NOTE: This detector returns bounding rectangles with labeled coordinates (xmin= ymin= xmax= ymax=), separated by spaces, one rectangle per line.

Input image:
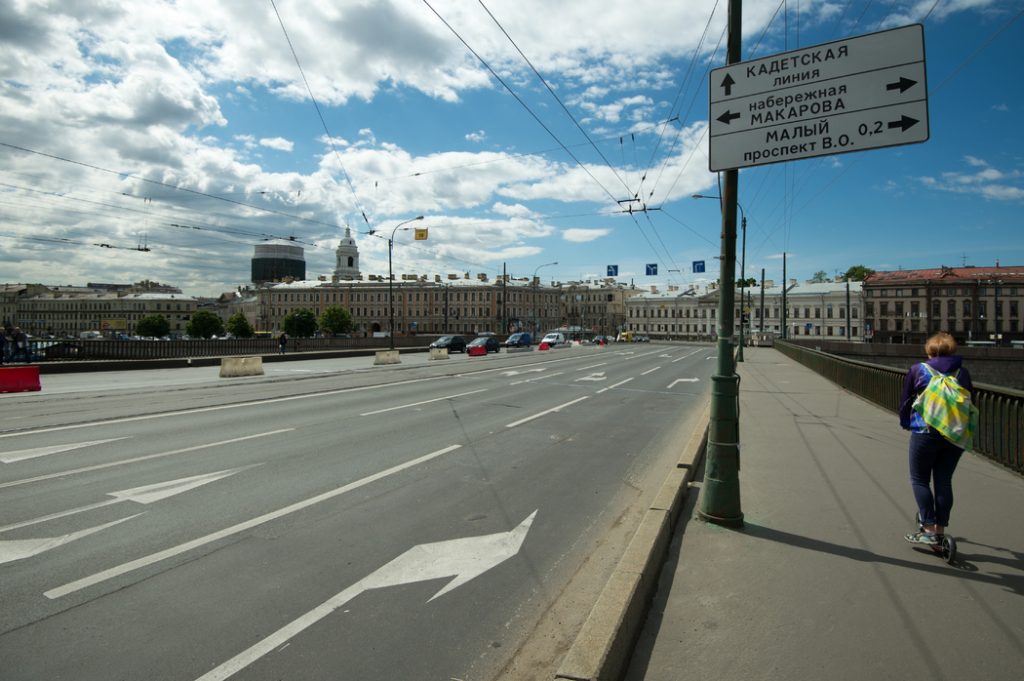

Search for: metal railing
xmin=776 ymin=340 xmax=1023 ymax=475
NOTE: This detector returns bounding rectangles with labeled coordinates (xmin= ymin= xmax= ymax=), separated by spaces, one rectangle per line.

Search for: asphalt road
xmin=0 ymin=343 xmax=714 ymax=680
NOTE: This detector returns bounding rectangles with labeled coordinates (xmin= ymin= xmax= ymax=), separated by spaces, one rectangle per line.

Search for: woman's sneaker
xmin=904 ymin=531 xmax=939 ymax=546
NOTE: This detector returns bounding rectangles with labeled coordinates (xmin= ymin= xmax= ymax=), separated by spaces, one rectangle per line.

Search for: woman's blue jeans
xmin=909 ymin=430 xmax=963 ymax=528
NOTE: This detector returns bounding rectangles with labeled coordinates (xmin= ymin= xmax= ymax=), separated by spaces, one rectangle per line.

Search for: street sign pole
xmin=699 ymin=0 xmax=744 ymax=529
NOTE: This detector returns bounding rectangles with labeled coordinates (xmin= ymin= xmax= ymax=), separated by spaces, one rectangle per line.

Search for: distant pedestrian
xmin=10 ymin=327 xmax=30 ymax=363
xmin=898 ymin=332 xmax=977 ymax=546
xmin=278 ymin=332 xmax=287 ymax=355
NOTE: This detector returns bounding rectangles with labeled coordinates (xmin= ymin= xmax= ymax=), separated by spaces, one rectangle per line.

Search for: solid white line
xmin=0 ymin=498 xmax=121 ymax=534
xmin=510 ymin=371 xmax=564 ymax=386
xmin=359 ymin=389 xmax=487 ymax=416
xmin=45 ymin=444 xmax=462 ymax=600
xmin=641 ymin=366 xmax=661 ymax=376
xmin=0 ymin=437 xmax=131 ymax=463
xmin=504 ymin=396 xmax=590 ymax=428
xmin=575 ymin=362 xmax=608 ymax=371
xmin=0 ymin=376 xmax=451 ymax=439
xmin=597 ymin=377 xmax=634 ymax=394
xmin=672 ymin=349 xmax=704 ymax=363
xmin=0 ymin=430 xmax=293 ymax=490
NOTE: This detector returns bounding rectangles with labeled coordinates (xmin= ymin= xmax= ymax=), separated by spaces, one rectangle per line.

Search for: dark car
xmin=503 ymin=332 xmax=532 ymax=348
xmin=430 ymin=335 xmax=467 ymax=352
xmin=467 ymin=336 xmax=500 ymax=354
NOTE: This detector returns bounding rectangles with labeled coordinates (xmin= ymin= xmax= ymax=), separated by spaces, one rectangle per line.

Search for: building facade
xmin=862 ymin=265 xmax=1024 ymax=345
xmin=625 ymin=281 xmax=863 ymax=342
xmin=10 ymin=287 xmax=197 ymax=338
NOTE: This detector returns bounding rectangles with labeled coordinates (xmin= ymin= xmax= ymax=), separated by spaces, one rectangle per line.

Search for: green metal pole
xmin=737 ymin=214 xmax=746 ymax=362
xmin=699 ymin=0 xmax=744 ymax=528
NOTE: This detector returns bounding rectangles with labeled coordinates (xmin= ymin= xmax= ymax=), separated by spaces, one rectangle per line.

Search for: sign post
xmin=709 ymin=24 xmax=928 ymax=171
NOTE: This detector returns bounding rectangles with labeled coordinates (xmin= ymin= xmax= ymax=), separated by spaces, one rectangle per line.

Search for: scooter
xmin=913 ymin=512 xmax=957 ymax=564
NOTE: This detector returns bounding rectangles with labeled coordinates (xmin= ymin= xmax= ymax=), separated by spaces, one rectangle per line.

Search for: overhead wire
xmin=268 ymin=0 xmax=374 ymax=233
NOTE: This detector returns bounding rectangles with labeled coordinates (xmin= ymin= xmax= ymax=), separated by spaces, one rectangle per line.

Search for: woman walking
xmin=898 ymin=332 xmax=976 ymax=546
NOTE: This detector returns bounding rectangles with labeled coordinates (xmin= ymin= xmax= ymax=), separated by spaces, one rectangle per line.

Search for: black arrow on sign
xmin=887 ymin=115 xmax=919 ymax=132
xmin=717 ymin=110 xmax=741 ymax=125
xmin=721 ymin=73 xmax=735 ymax=96
xmin=885 ymin=77 xmax=917 ymax=93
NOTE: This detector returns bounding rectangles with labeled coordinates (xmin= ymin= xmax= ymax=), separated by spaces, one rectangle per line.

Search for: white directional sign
xmin=709 ymin=24 xmax=928 ymax=171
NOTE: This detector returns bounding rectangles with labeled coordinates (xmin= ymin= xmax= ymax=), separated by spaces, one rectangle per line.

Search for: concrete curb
xmin=554 ymin=399 xmax=711 ymax=681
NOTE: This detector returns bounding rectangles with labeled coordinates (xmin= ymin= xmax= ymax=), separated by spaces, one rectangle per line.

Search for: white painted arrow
xmin=501 ymin=368 xmax=546 ymax=377
xmin=0 ymin=437 xmax=130 ymax=463
xmin=0 ymin=515 xmax=141 ymax=565
xmin=576 ymin=372 xmax=607 ymax=382
xmin=0 ymin=466 xmax=256 ymax=534
xmin=668 ymin=378 xmax=700 ymax=389
xmin=194 ymin=511 xmax=537 ymax=681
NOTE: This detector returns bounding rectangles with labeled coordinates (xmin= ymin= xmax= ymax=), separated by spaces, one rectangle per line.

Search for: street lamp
xmin=693 ymin=193 xmax=747 ymax=362
xmin=533 ymin=261 xmax=558 ymax=338
xmin=387 ymin=216 xmax=424 ymax=350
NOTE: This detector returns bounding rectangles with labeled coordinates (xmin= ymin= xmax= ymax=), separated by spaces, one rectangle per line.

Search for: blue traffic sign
xmin=692 ymin=260 xmax=705 ymax=273
xmin=607 ymin=265 xmax=619 ymax=277
xmin=646 ymin=263 xmax=658 ymax=276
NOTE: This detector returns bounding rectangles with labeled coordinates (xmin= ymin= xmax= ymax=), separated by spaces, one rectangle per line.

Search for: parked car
xmin=430 ymin=335 xmax=467 ymax=352
xmin=503 ymin=332 xmax=532 ymax=348
xmin=467 ymin=336 xmax=500 ymax=355
xmin=540 ymin=332 xmax=566 ymax=346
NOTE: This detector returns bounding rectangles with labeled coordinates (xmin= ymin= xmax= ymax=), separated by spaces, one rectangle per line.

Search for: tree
xmin=844 ymin=265 xmax=875 ymax=281
xmin=135 ymin=314 xmax=170 ymax=338
xmin=187 ymin=310 xmax=225 ymax=339
xmin=283 ymin=308 xmax=318 ymax=337
xmin=810 ymin=270 xmax=829 ymax=283
xmin=319 ymin=305 xmax=353 ymax=336
xmin=737 ymin=277 xmax=758 ymax=288
xmin=226 ymin=312 xmax=255 ymax=338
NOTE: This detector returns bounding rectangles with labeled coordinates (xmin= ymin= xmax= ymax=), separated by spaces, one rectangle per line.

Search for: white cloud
xmin=563 ymin=228 xmax=610 ymax=242
xmin=259 ymin=137 xmax=294 ymax=152
xmin=465 ymin=130 xmax=486 ymax=143
xmin=918 ymin=158 xmax=1023 ymax=202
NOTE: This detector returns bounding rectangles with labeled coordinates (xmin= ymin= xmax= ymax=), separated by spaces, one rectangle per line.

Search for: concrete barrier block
xmin=219 ymin=356 xmax=264 ymax=378
xmin=374 ymin=349 xmax=401 ymax=365
xmin=0 ymin=365 xmax=41 ymax=392
xmin=429 ymin=348 xmax=450 ymax=360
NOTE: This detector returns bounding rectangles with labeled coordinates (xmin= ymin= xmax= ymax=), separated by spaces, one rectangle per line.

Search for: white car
xmin=540 ymin=332 xmax=566 ymax=346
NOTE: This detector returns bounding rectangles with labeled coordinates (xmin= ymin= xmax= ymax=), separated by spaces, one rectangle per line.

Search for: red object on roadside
xmin=0 ymin=366 xmax=41 ymax=392
xmin=538 ymin=342 xmax=550 ymax=351
xmin=467 ymin=345 xmax=487 ymax=356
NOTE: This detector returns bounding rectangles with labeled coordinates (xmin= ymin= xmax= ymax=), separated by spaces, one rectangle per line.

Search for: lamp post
xmin=693 ymin=193 xmax=747 ymax=361
xmin=387 ymin=216 xmax=424 ymax=350
xmin=533 ymin=261 xmax=558 ymax=338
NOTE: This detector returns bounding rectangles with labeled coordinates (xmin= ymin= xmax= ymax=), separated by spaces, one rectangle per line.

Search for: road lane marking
xmin=359 ymin=389 xmax=487 ymax=416
xmin=0 ymin=437 xmax=131 ymax=463
xmin=641 ymin=366 xmax=661 ymax=376
xmin=575 ymin=362 xmax=608 ymax=371
xmin=505 ymin=396 xmax=590 ymax=428
xmin=597 ymin=378 xmax=634 ymax=394
xmin=0 ymin=430 xmax=291 ymax=490
xmin=194 ymin=511 xmax=536 ymax=681
xmin=0 ymin=515 xmax=143 ymax=565
xmin=45 ymin=444 xmax=463 ymax=600
xmin=0 ymin=376 xmax=453 ymax=440
xmin=672 ymin=349 xmax=705 ymax=363
xmin=510 ymin=371 xmax=563 ymax=385
xmin=575 ymin=373 xmax=607 ymax=382
xmin=668 ymin=378 xmax=700 ymax=388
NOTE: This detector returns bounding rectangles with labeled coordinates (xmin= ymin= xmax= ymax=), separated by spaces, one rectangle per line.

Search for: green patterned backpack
xmin=912 ymin=363 xmax=979 ymax=451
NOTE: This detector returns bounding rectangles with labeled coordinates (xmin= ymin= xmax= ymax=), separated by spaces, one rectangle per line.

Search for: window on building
xmin=1011 ymin=300 xmax=1019 ymax=318
xmin=978 ymin=301 xmax=987 ymax=321
xmin=963 ymin=300 xmax=971 ymax=318
xmin=827 ymin=305 xmax=833 ymax=318
xmin=895 ymin=301 xmax=904 ymax=316
xmin=880 ymin=301 xmax=889 ymax=315
xmin=947 ymin=299 xmax=956 ymax=318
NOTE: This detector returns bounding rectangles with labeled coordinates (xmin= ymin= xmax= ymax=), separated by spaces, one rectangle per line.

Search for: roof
xmin=865 ymin=266 xmax=1024 ymax=284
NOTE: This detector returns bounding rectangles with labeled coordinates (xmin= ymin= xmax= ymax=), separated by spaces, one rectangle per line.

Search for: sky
xmin=0 ymin=0 xmax=1021 ymax=297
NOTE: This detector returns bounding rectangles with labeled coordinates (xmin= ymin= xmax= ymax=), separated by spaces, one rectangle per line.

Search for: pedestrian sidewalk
xmin=625 ymin=346 xmax=1024 ymax=681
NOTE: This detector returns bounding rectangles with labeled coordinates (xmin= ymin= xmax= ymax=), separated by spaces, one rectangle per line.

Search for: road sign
xmin=709 ymin=24 xmax=928 ymax=171
xmin=693 ymin=260 xmax=705 ymax=273
xmin=607 ymin=265 xmax=618 ymax=276
xmin=414 ymin=228 xmax=428 ymax=240
xmin=646 ymin=264 xmax=658 ymax=276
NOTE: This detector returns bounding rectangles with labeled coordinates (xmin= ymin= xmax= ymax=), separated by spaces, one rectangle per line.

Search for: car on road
xmin=540 ymin=332 xmax=566 ymax=346
xmin=503 ymin=332 xmax=532 ymax=348
xmin=467 ymin=336 xmax=500 ymax=354
xmin=429 ymin=335 xmax=467 ymax=352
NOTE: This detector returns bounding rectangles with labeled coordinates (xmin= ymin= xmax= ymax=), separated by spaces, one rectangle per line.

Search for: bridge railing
xmin=775 ymin=340 xmax=1023 ymax=475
